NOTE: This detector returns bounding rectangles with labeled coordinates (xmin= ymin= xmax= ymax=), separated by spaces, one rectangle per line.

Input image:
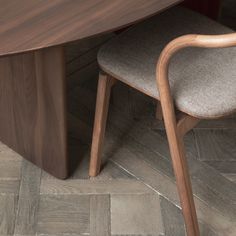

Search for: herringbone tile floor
xmin=0 ymin=2 xmax=236 ymax=235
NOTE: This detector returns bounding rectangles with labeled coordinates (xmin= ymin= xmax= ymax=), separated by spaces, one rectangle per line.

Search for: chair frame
xmin=89 ymin=33 xmax=236 ymax=236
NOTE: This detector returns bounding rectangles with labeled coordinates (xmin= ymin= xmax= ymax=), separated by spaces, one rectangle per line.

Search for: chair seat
xmin=98 ymin=7 xmax=236 ymax=119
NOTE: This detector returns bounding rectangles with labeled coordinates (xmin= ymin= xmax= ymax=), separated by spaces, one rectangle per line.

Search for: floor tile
xmin=90 ymin=194 xmax=110 ymax=236
xmin=195 ymin=130 xmax=236 ymax=161
xmin=160 ymin=196 xmax=185 ymax=236
xmin=0 ymin=194 xmax=18 ymax=235
xmin=36 ymin=195 xmax=90 ymax=235
xmin=111 ymin=194 xmax=164 ymax=235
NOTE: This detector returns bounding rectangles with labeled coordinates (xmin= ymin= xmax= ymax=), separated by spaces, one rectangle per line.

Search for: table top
xmin=0 ymin=0 xmax=181 ymax=57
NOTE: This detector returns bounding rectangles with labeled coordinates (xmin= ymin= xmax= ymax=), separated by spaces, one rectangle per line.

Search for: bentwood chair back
xmin=89 ymin=7 xmax=236 ymax=236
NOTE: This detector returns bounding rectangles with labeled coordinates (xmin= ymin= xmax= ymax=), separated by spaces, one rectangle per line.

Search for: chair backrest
xmin=155 ymin=32 xmax=236 ymax=142
xmin=156 ymin=33 xmax=236 ymax=130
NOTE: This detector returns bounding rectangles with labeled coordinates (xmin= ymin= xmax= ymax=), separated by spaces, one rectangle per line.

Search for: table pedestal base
xmin=0 ymin=46 xmax=68 ymax=179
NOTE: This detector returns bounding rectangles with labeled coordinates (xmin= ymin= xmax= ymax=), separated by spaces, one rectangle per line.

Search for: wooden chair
xmin=89 ymin=7 xmax=236 ymax=236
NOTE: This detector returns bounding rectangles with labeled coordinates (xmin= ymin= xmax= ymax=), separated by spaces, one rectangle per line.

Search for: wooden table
xmin=0 ymin=0 xmax=183 ymax=179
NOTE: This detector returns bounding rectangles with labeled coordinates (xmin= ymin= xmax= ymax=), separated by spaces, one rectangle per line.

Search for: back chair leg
xmin=166 ymin=127 xmax=200 ymax=236
xmin=89 ymin=72 xmax=116 ymax=177
xmin=155 ymin=101 xmax=163 ymax=120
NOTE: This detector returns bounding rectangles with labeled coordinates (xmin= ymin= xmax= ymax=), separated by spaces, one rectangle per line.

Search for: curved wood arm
xmin=155 ymin=33 xmax=236 ymax=236
xmin=156 ymin=33 xmax=236 ymax=131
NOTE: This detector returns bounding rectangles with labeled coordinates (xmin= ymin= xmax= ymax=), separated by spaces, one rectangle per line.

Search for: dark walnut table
xmin=0 ymin=0 xmax=220 ymax=179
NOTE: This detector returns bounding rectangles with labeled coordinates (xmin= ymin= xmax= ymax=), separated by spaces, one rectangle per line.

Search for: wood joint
xmin=100 ymin=71 xmax=117 ymax=88
xmin=176 ymin=112 xmax=200 ymax=137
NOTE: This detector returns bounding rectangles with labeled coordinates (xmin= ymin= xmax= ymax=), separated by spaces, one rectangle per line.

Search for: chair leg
xmin=155 ymin=101 xmax=163 ymax=120
xmin=166 ymin=131 xmax=200 ymax=236
xmin=89 ymin=72 xmax=116 ymax=177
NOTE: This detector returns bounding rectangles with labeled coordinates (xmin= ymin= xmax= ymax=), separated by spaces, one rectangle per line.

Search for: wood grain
xmin=160 ymin=196 xmax=185 ymax=236
xmin=195 ymin=129 xmax=236 ymax=161
xmin=0 ymin=159 xmax=21 ymax=179
xmin=14 ymin=159 xmax=42 ymax=235
xmin=107 ymin=124 xmax=236 ymax=235
xmin=155 ymin=32 xmax=236 ymax=236
xmin=90 ymin=194 xmax=111 ymax=236
xmin=111 ymin=194 xmax=164 ymax=235
xmin=0 ymin=0 xmax=183 ymax=179
xmin=117 ymin=122 xmax=236 ymax=211
xmin=36 ymin=195 xmax=90 ymax=235
xmin=0 ymin=0 xmax=182 ymax=57
xmin=0 ymin=11 xmax=235 ymax=234
xmin=0 ymin=46 xmax=68 ymax=179
xmin=0 ymin=195 xmax=18 ymax=235
xmin=0 ymin=180 xmax=20 ymax=194
xmin=40 ymin=179 xmax=153 ymax=195
xmin=89 ymin=73 xmax=116 ymax=176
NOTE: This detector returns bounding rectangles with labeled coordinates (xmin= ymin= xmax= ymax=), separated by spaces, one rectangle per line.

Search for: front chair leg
xmin=167 ymin=130 xmax=200 ymax=236
xmin=89 ymin=72 xmax=116 ymax=177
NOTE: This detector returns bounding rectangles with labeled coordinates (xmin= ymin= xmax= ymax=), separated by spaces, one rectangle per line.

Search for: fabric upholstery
xmin=98 ymin=7 xmax=236 ymax=119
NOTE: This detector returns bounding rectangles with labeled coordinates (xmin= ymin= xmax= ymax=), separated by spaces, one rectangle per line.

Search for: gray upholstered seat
xmin=98 ymin=7 xmax=236 ymax=119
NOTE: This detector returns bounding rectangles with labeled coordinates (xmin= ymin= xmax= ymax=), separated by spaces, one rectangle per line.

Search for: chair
xmin=89 ymin=7 xmax=236 ymax=236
